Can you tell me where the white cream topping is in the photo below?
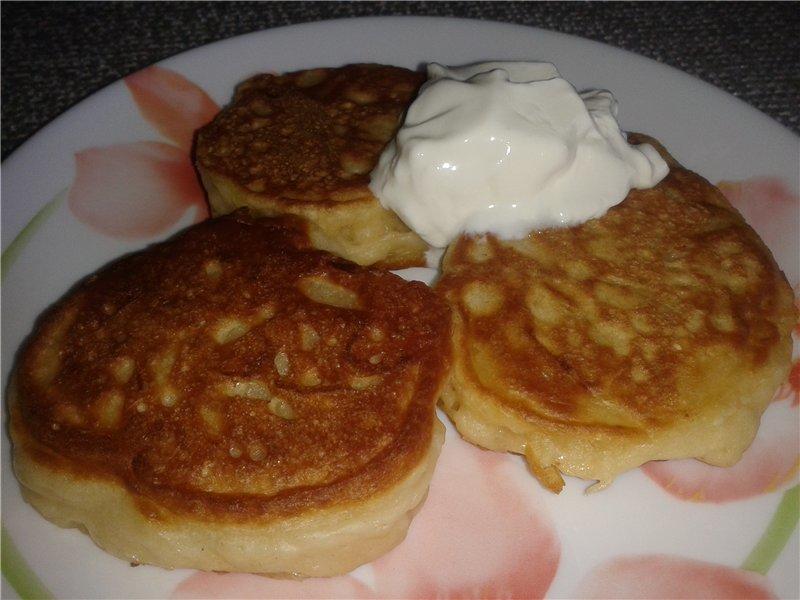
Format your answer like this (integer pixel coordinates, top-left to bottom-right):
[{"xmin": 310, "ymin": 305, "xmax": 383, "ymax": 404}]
[{"xmin": 370, "ymin": 61, "xmax": 669, "ymax": 247}]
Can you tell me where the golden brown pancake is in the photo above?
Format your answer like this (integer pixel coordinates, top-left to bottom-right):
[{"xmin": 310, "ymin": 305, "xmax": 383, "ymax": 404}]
[
  {"xmin": 10, "ymin": 212, "xmax": 451, "ymax": 576},
  {"xmin": 437, "ymin": 135, "xmax": 796, "ymax": 493},
  {"xmin": 195, "ymin": 64, "xmax": 428, "ymax": 268}
]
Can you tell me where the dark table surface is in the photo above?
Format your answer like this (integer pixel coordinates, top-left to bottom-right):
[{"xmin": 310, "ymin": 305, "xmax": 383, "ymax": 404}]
[{"xmin": 2, "ymin": 1, "xmax": 798, "ymax": 161}]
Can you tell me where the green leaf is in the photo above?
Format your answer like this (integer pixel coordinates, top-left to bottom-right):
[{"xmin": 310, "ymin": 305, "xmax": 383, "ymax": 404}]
[
  {"xmin": 742, "ymin": 484, "xmax": 800, "ymax": 574},
  {"xmin": 2, "ymin": 191, "xmax": 66, "ymax": 282},
  {"xmin": 1, "ymin": 525, "xmax": 53, "ymax": 599}
]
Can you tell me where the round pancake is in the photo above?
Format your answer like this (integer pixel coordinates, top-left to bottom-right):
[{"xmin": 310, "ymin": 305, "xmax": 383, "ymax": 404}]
[
  {"xmin": 10, "ymin": 212, "xmax": 451, "ymax": 576},
  {"xmin": 195, "ymin": 64, "xmax": 428, "ymax": 268},
  {"xmin": 437, "ymin": 136, "xmax": 796, "ymax": 493}
]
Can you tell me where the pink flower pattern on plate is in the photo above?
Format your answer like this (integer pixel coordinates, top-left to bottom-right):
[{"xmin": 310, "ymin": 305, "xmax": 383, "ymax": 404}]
[
  {"xmin": 68, "ymin": 66, "xmax": 219, "ymax": 239},
  {"xmin": 575, "ymin": 554, "xmax": 777, "ymax": 599},
  {"xmin": 370, "ymin": 433, "xmax": 560, "ymax": 599},
  {"xmin": 125, "ymin": 66, "xmax": 219, "ymax": 152},
  {"xmin": 642, "ymin": 395, "xmax": 799, "ymax": 502}
]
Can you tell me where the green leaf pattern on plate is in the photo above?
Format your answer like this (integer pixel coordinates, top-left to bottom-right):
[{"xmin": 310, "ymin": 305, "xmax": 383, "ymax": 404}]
[{"xmin": 1, "ymin": 190, "xmax": 66, "ymax": 281}]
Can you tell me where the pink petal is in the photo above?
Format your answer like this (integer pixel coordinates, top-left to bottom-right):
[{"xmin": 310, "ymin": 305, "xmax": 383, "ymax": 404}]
[
  {"xmin": 642, "ymin": 396, "xmax": 799, "ymax": 502},
  {"xmin": 125, "ymin": 66, "xmax": 219, "ymax": 151},
  {"xmin": 773, "ymin": 355, "xmax": 799, "ymax": 405},
  {"xmin": 371, "ymin": 433, "xmax": 560, "ymax": 599},
  {"xmin": 717, "ymin": 178, "xmax": 799, "ymax": 285},
  {"xmin": 575, "ymin": 555, "xmax": 776, "ymax": 599},
  {"xmin": 171, "ymin": 572, "xmax": 371, "ymax": 599},
  {"xmin": 69, "ymin": 141, "xmax": 209, "ymax": 239},
  {"xmin": 790, "ymin": 360, "xmax": 800, "ymax": 405}
]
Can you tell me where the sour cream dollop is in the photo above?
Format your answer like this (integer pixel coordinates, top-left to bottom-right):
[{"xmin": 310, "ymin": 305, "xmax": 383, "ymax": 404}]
[{"xmin": 369, "ymin": 61, "xmax": 669, "ymax": 248}]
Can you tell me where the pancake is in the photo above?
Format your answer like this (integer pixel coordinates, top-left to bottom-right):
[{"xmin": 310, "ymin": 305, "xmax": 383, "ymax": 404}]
[
  {"xmin": 10, "ymin": 211, "xmax": 451, "ymax": 576},
  {"xmin": 437, "ymin": 135, "xmax": 796, "ymax": 493},
  {"xmin": 195, "ymin": 64, "xmax": 428, "ymax": 268}
]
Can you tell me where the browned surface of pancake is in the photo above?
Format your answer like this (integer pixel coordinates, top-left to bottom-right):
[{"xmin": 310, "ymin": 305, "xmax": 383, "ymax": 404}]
[
  {"xmin": 10, "ymin": 212, "xmax": 451, "ymax": 574},
  {"xmin": 196, "ymin": 64, "xmax": 428, "ymax": 267},
  {"xmin": 437, "ymin": 136, "xmax": 796, "ymax": 492}
]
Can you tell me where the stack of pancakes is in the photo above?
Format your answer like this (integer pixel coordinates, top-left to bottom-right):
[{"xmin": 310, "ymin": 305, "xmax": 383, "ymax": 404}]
[{"xmin": 10, "ymin": 64, "xmax": 796, "ymax": 576}]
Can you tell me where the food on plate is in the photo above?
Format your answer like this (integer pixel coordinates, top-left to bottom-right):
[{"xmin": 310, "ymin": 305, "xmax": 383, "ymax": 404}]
[
  {"xmin": 368, "ymin": 60, "xmax": 794, "ymax": 493},
  {"xmin": 195, "ymin": 64, "xmax": 428, "ymax": 268},
  {"xmin": 436, "ymin": 134, "xmax": 796, "ymax": 492},
  {"xmin": 9, "ymin": 211, "xmax": 451, "ymax": 576},
  {"xmin": 370, "ymin": 61, "xmax": 668, "ymax": 247},
  {"xmin": 11, "ymin": 55, "xmax": 793, "ymax": 592}
]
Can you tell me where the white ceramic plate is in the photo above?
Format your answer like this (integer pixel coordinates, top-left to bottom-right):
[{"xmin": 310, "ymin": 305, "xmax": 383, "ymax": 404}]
[{"xmin": 2, "ymin": 17, "xmax": 798, "ymax": 600}]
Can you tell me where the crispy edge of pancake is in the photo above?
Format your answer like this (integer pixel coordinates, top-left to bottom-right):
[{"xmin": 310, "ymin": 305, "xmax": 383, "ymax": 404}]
[
  {"xmin": 198, "ymin": 168, "xmax": 428, "ymax": 268},
  {"xmin": 439, "ymin": 310, "xmax": 793, "ymax": 493},
  {"xmin": 10, "ymin": 378, "xmax": 445, "ymax": 577},
  {"xmin": 437, "ymin": 137, "xmax": 797, "ymax": 493}
]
